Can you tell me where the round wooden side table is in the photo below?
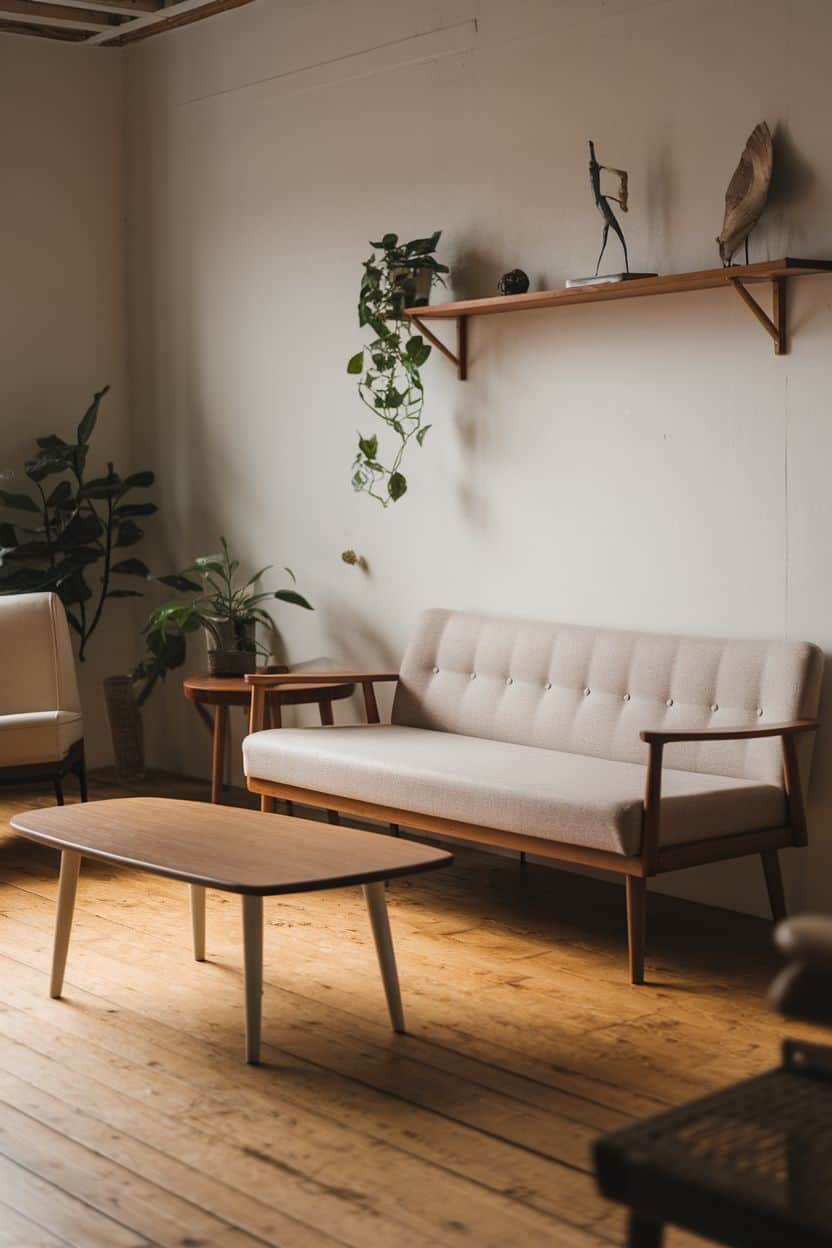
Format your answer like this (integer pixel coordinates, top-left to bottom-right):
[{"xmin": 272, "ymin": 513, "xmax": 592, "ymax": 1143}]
[{"xmin": 183, "ymin": 674, "xmax": 355, "ymax": 805}]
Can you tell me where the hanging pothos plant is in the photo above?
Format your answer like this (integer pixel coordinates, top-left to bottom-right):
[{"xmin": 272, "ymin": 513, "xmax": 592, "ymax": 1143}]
[{"xmin": 347, "ymin": 230, "xmax": 449, "ymax": 505}]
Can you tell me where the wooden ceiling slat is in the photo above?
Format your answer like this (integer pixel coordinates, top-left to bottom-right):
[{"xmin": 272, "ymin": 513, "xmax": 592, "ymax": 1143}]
[
  {"xmin": 91, "ymin": 0, "xmax": 255, "ymax": 45},
  {"xmin": 0, "ymin": 0, "xmax": 254, "ymax": 41},
  {"xmin": 0, "ymin": 3, "xmax": 118, "ymax": 30},
  {"xmin": 0, "ymin": 14, "xmax": 88, "ymax": 36}
]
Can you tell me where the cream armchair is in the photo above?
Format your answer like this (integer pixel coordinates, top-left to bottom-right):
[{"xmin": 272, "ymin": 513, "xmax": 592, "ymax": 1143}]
[{"xmin": 0, "ymin": 593, "xmax": 86, "ymax": 804}]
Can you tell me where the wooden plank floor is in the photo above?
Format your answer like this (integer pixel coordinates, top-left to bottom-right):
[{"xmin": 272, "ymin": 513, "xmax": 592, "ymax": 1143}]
[{"xmin": 0, "ymin": 771, "xmax": 824, "ymax": 1248}]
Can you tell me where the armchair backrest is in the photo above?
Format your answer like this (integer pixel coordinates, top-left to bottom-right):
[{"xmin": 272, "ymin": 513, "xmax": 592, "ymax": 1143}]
[
  {"xmin": 0, "ymin": 592, "xmax": 81, "ymax": 716},
  {"xmin": 392, "ymin": 608, "xmax": 823, "ymax": 786}
]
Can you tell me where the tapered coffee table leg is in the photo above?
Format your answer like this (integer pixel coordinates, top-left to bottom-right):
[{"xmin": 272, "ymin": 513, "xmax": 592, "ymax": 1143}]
[
  {"xmin": 242, "ymin": 894, "xmax": 264, "ymax": 1063},
  {"xmin": 363, "ymin": 881, "xmax": 405, "ymax": 1033},
  {"xmin": 190, "ymin": 885, "xmax": 206, "ymax": 961},
  {"xmin": 50, "ymin": 850, "xmax": 81, "ymax": 998}
]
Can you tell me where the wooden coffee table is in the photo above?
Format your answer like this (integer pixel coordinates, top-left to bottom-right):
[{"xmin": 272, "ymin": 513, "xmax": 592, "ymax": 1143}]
[
  {"xmin": 183, "ymin": 674, "xmax": 356, "ymax": 805},
  {"xmin": 10, "ymin": 798, "xmax": 452, "ymax": 1064}
]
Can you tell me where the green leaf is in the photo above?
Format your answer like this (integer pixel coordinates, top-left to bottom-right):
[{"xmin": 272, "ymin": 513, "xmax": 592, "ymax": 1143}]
[
  {"xmin": 111, "ymin": 557, "xmax": 151, "ymax": 577},
  {"xmin": 121, "ymin": 470, "xmax": 155, "ymax": 491},
  {"xmin": 370, "ymin": 233, "xmax": 398, "ymax": 249},
  {"xmin": 156, "ymin": 573, "xmax": 202, "ymax": 593},
  {"xmin": 347, "ymin": 351, "xmax": 364, "ymax": 375},
  {"xmin": 416, "ymin": 424, "xmax": 432, "ymax": 446},
  {"xmin": 114, "ymin": 502, "xmax": 158, "ymax": 518},
  {"xmin": 388, "ymin": 472, "xmax": 407, "ymax": 501},
  {"xmin": 114, "ymin": 520, "xmax": 143, "ymax": 547},
  {"xmin": 0, "ymin": 489, "xmax": 39, "ymax": 513},
  {"xmin": 273, "ymin": 589, "xmax": 313, "ymax": 610},
  {"xmin": 46, "ymin": 480, "xmax": 72, "ymax": 509},
  {"xmin": 24, "ymin": 448, "xmax": 72, "ymax": 482},
  {"xmin": 358, "ymin": 434, "xmax": 378, "ymax": 461},
  {"xmin": 81, "ymin": 471, "xmax": 122, "ymax": 499},
  {"xmin": 77, "ymin": 386, "xmax": 109, "ymax": 445}
]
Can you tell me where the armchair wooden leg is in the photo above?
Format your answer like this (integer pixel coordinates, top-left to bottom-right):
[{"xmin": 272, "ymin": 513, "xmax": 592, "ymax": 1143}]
[
  {"xmin": 50, "ymin": 850, "xmax": 81, "ymax": 998},
  {"xmin": 76, "ymin": 756, "xmax": 88, "ymax": 803},
  {"xmin": 52, "ymin": 776, "xmax": 64, "ymax": 806},
  {"xmin": 627, "ymin": 1211, "xmax": 664, "ymax": 1247},
  {"xmin": 626, "ymin": 876, "xmax": 646, "ymax": 985},
  {"xmin": 761, "ymin": 849, "xmax": 787, "ymax": 922}
]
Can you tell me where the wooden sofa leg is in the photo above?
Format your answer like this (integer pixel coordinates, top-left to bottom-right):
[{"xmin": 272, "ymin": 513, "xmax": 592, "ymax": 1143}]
[
  {"xmin": 626, "ymin": 876, "xmax": 646, "ymax": 985},
  {"xmin": 761, "ymin": 849, "xmax": 787, "ymax": 922}
]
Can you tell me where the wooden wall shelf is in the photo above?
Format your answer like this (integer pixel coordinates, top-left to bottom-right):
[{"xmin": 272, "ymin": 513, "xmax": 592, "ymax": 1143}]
[{"xmin": 404, "ymin": 258, "xmax": 832, "ymax": 379}]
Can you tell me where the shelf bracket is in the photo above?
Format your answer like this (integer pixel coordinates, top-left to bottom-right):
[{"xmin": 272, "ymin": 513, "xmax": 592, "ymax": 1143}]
[
  {"xmin": 411, "ymin": 315, "xmax": 468, "ymax": 380},
  {"xmin": 729, "ymin": 277, "xmax": 787, "ymax": 355}
]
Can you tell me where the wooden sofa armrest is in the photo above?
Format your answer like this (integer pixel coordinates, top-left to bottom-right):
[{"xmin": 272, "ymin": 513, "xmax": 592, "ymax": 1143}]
[
  {"xmin": 246, "ymin": 671, "xmax": 400, "ymax": 732},
  {"xmin": 641, "ymin": 719, "xmax": 818, "ymax": 744},
  {"xmin": 639, "ymin": 719, "xmax": 818, "ymax": 872}
]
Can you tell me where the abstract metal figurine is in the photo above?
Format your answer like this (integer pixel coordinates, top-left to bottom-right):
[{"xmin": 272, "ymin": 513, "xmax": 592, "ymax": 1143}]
[{"xmin": 588, "ymin": 140, "xmax": 629, "ymax": 276}]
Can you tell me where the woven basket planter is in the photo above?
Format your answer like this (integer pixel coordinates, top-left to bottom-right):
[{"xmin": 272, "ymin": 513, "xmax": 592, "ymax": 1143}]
[{"xmin": 103, "ymin": 674, "xmax": 145, "ymax": 780}]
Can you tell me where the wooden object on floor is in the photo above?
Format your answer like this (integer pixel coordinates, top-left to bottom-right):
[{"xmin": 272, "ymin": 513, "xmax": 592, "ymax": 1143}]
[
  {"xmin": 246, "ymin": 667, "xmax": 818, "ymax": 986},
  {"xmin": 0, "ymin": 0, "xmax": 257, "ymax": 45},
  {"xmin": 183, "ymin": 673, "xmax": 356, "ymax": 805},
  {"xmin": 403, "ymin": 258, "xmax": 832, "ymax": 374},
  {"xmin": 184, "ymin": 672, "xmax": 356, "ymax": 944},
  {"xmin": 9, "ymin": 797, "xmax": 451, "ymax": 1063},
  {"xmin": 595, "ymin": 1038, "xmax": 832, "ymax": 1247}
]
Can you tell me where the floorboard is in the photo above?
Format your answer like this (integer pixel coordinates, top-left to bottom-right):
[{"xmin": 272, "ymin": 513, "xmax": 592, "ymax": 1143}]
[{"xmin": 0, "ymin": 770, "xmax": 824, "ymax": 1248}]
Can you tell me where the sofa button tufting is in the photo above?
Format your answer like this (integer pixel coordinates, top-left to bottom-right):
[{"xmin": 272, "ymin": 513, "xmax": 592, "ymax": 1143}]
[
  {"xmin": 432, "ymin": 666, "xmax": 439, "ymax": 675},
  {"xmin": 757, "ymin": 707, "xmax": 764, "ymax": 717},
  {"xmin": 506, "ymin": 677, "xmax": 513, "ymax": 686},
  {"xmin": 544, "ymin": 681, "xmax": 552, "ymax": 691},
  {"xmin": 584, "ymin": 687, "xmax": 591, "ymax": 697},
  {"xmin": 623, "ymin": 693, "xmax": 631, "ymax": 702},
  {"xmin": 470, "ymin": 672, "xmax": 476, "ymax": 680},
  {"xmin": 666, "ymin": 698, "xmax": 674, "ymax": 707},
  {"xmin": 711, "ymin": 703, "xmax": 719, "ymax": 713}
]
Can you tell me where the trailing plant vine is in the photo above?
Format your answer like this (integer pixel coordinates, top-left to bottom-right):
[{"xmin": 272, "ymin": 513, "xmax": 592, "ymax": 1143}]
[{"xmin": 347, "ymin": 231, "xmax": 448, "ymax": 505}]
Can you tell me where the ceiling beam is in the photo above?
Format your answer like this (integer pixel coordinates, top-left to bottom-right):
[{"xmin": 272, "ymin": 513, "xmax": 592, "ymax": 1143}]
[
  {"xmin": 0, "ymin": 0, "xmax": 117, "ymax": 30},
  {"xmin": 86, "ymin": 0, "xmax": 255, "ymax": 44},
  {"xmin": 29, "ymin": 0, "xmax": 161, "ymax": 13},
  {"xmin": 0, "ymin": 13, "xmax": 88, "ymax": 35}
]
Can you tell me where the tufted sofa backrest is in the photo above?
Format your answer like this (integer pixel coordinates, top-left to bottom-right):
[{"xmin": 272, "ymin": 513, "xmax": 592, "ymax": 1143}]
[{"xmin": 392, "ymin": 609, "xmax": 823, "ymax": 786}]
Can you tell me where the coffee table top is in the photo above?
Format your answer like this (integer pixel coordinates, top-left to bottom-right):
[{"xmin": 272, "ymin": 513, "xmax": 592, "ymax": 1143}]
[
  {"xmin": 10, "ymin": 798, "xmax": 452, "ymax": 896},
  {"xmin": 183, "ymin": 674, "xmax": 355, "ymax": 707}
]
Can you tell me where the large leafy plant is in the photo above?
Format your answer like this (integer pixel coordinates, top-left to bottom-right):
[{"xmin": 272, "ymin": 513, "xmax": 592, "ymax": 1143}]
[
  {"xmin": 347, "ymin": 230, "xmax": 448, "ymax": 505},
  {"xmin": 0, "ymin": 387, "xmax": 177, "ymax": 661},
  {"xmin": 133, "ymin": 537, "xmax": 312, "ymax": 705}
]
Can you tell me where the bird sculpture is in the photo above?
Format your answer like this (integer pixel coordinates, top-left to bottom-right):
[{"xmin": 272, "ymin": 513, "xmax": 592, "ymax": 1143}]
[
  {"xmin": 717, "ymin": 122, "xmax": 773, "ymax": 266},
  {"xmin": 588, "ymin": 140, "xmax": 630, "ymax": 276}
]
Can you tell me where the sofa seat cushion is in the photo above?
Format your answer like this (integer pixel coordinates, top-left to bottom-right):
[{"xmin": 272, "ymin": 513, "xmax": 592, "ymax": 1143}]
[
  {"xmin": 0, "ymin": 710, "xmax": 83, "ymax": 767},
  {"xmin": 243, "ymin": 724, "xmax": 785, "ymax": 856}
]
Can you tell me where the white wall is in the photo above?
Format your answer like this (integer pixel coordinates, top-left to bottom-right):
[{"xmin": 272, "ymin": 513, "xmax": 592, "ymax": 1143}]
[
  {"xmin": 124, "ymin": 0, "xmax": 832, "ymax": 916},
  {"xmin": 0, "ymin": 36, "xmax": 131, "ymax": 765}
]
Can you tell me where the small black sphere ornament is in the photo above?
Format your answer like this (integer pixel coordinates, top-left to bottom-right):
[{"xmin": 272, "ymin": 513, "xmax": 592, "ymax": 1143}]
[{"xmin": 497, "ymin": 269, "xmax": 530, "ymax": 296}]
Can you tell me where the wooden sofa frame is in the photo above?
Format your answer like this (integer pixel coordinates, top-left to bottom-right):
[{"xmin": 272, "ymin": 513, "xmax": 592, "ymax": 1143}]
[{"xmin": 244, "ymin": 671, "xmax": 818, "ymax": 984}]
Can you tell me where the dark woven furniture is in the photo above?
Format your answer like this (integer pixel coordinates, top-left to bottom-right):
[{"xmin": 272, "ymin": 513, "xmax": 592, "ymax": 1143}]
[{"xmin": 595, "ymin": 1038, "xmax": 832, "ymax": 1248}]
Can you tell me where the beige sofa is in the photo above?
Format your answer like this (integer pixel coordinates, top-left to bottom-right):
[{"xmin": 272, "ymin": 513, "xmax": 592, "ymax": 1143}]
[{"xmin": 242, "ymin": 609, "xmax": 822, "ymax": 982}]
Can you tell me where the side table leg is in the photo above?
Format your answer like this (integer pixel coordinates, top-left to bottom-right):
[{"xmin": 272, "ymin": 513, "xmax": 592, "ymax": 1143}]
[
  {"xmin": 211, "ymin": 705, "xmax": 228, "ymax": 805},
  {"xmin": 190, "ymin": 884, "xmax": 206, "ymax": 961},
  {"xmin": 363, "ymin": 881, "xmax": 405, "ymax": 1033},
  {"xmin": 242, "ymin": 894, "xmax": 264, "ymax": 1064},
  {"xmin": 628, "ymin": 1211, "xmax": 664, "ymax": 1248},
  {"xmin": 50, "ymin": 850, "xmax": 81, "ymax": 998}
]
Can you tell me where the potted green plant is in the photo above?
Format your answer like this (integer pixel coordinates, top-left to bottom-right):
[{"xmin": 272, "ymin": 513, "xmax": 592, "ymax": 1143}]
[
  {"xmin": 347, "ymin": 230, "xmax": 449, "ymax": 506},
  {"xmin": 134, "ymin": 537, "xmax": 312, "ymax": 703},
  {"xmin": 0, "ymin": 386, "xmax": 168, "ymax": 659}
]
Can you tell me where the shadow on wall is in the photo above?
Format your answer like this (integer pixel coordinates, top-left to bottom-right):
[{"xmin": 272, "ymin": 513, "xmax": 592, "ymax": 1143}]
[{"xmin": 769, "ymin": 122, "xmax": 818, "ymax": 256}]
